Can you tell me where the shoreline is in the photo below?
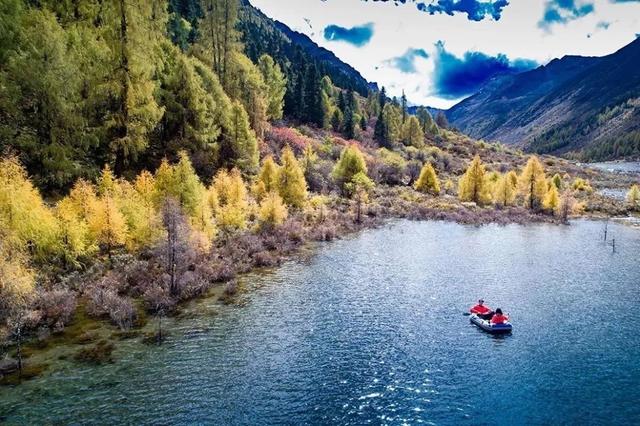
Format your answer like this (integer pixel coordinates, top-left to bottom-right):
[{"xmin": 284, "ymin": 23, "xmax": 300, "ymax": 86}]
[{"xmin": 2, "ymin": 197, "xmax": 638, "ymax": 387}]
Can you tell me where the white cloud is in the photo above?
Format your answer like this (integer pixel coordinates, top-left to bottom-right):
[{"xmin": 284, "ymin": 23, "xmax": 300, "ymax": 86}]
[{"xmin": 249, "ymin": 0, "xmax": 640, "ymax": 109}]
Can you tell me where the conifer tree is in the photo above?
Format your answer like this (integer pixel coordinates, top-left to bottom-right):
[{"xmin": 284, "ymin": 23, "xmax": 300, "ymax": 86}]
[
  {"xmin": 55, "ymin": 197, "xmax": 95, "ymax": 265},
  {"xmin": 401, "ymin": 116, "xmax": 425, "ymax": 148},
  {"xmin": 401, "ymin": 90, "xmax": 407, "ymax": 123},
  {"xmin": 278, "ymin": 147, "xmax": 308, "ymax": 208},
  {"xmin": 543, "ymin": 182, "xmax": 560, "ymax": 214},
  {"xmin": 158, "ymin": 48, "xmax": 221, "ymax": 159},
  {"xmin": 378, "ymin": 86, "xmax": 387, "ymax": 109},
  {"xmin": 258, "ymin": 192, "xmax": 288, "ymax": 229},
  {"xmin": 519, "ymin": 156, "xmax": 547, "ymax": 210},
  {"xmin": 257, "ymin": 54, "xmax": 287, "ymax": 121},
  {"xmin": 345, "ymin": 172, "xmax": 374, "ymax": 223},
  {"xmin": 213, "ymin": 168, "xmax": 249, "ymax": 230},
  {"xmin": 254, "ymin": 156, "xmax": 280, "ymax": 201},
  {"xmin": 226, "ymin": 52, "xmax": 268, "ymax": 137},
  {"xmin": 0, "ymin": 156, "xmax": 60, "ymax": 261},
  {"xmin": 331, "ymin": 109, "xmax": 344, "ymax": 132},
  {"xmin": 190, "ymin": 189, "xmax": 217, "ymax": 248},
  {"xmin": 337, "ymin": 91, "xmax": 346, "ymax": 112},
  {"xmin": 0, "ymin": 242, "xmax": 35, "ymax": 322},
  {"xmin": 416, "ymin": 107, "xmax": 437, "ymax": 136},
  {"xmin": 414, "ymin": 163, "xmax": 440, "ymax": 195},
  {"xmin": 117, "ymin": 180, "xmax": 161, "ymax": 251},
  {"xmin": 507, "ymin": 170, "xmax": 518, "ymax": 191},
  {"xmin": 102, "ymin": 0, "xmax": 165, "ymax": 173},
  {"xmin": 67, "ymin": 179, "xmax": 100, "ymax": 223},
  {"xmin": 435, "ymin": 111, "xmax": 449, "ymax": 129},
  {"xmin": 551, "ymin": 173, "xmax": 563, "ymax": 191},
  {"xmin": 374, "ymin": 110, "xmax": 388, "ymax": 148},
  {"xmin": 493, "ymin": 174, "xmax": 516, "ymax": 207},
  {"xmin": 98, "ymin": 165, "xmax": 117, "ymax": 196},
  {"xmin": 627, "ymin": 184, "xmax": 640, "ymax": 210},
  {"xmin": 342, "ymin": 108, "xmax": 356, "ymax": 140},
  {"xmin": 89, "ymin": 194, "xmax": 127, "ymax": 257},
  {"xmin": 222, "ymin": 101, "xmax": 259, "ymax": 174},
  {"xmin": 199, "ymin": 0, "xmax": 240, "ymax": 88},
  {"xmin": 382, "ymin": 103, "xmax": 402, "ymax": 144},
  {"xmin": 303, "ymin": 64, "xmax": 324, "ymax": 127},
  {"xmin": 172, "ymin": 151, "xmax": 206, "ymax": 216},
  {"xmin": 332, "ymin": 145, "xmax": 369, "ymax": 194},
  {"xmin": 458, "ymin": 155, "xmax": 491, "ymax": 205}
]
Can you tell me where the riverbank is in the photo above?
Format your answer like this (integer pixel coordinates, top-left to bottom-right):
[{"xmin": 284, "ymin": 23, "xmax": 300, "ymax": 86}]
[
  {"xmin": 2, "ymin": 219, "xmax": 639, "ymax": 424},
  {"xmin": 3, "ymin": 181, "xmax": 639, "ymax": 387},
  {"xmin": 2, "ymin": 125, "xmax": 639, "ymax": 386}
]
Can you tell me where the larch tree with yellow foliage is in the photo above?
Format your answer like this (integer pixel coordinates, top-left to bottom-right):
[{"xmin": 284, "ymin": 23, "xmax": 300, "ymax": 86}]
[
  {"xmin": 493, "ymin": 173, "xmax": 516, "ymax": 207},
  {"xmin": 55, "ymin": 197, "xmax": 95, "ymax": 266},
  {"xmin": 519, "ymin": 156, "xmax": 547, "ymax": 211},
  {"xmin": 543, "ymin": 182, "xmax": 560, "ymax": 214},
  {"xmin": 253, "ymin": 156, "xmax": 280, "ymax": 201},
  {"xmin": 414, "ymin": 163, "xmax": 440, "ymax": 195},
  {"xmin": 172, "ymin": 151, "xmax": 207, "ymax": 216},
  {"xmin": 258, "ymin": 192, "xmax": 288, "ymax": 229},
  {"xmin": 401, "ymin": 115, "xmax": 424, "ymax": 148},
  {"xmin": 278, "ymin": 147, "xmax": 308, "ymax": 208},
  {"xmin": 88, "ymin": 194, "xmax": 127, "ymax": 258},
  {"xmin": 458, "ymin": 155, "xmax": 491, "ymax": 205},
  {"xmin": 0, "ymin": 241, "xmax": 35, "ymax": 322},
  {"xmin": 626, "ymin": 184, "xmax": 640, "ymax": 210},
  {"xmin": 0, "ymin": 156, "xmax": 60, "ymax": 261},
  {"xmin": 213, "ymin": 168, "xmax": 249, "ymax": 230},
  {"xmin": 117, "ymin": 180, "xmax": 162, "ymax": 251},
  {"xmin": 345, "ymin": 172, "xmax": 375, "ymax": 224},
  {"xmin": 332, "ymin": 144, "xmax": 369, "ymax": 195}
]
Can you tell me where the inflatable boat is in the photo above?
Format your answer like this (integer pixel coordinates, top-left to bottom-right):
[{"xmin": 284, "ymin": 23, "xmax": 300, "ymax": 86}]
[{"xmin": 470, "ymin": 313, "xmax": 512, "ymax": 334}]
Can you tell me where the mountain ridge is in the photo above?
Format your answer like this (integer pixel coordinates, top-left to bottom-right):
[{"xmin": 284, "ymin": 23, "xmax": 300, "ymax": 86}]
[
  {"xmin": 239, "ymin": 0, "xmax": 376, "ymax": 96},
  {"xmin": 446, "ymin": 38, "xmax": 640, "ymax": 160}
]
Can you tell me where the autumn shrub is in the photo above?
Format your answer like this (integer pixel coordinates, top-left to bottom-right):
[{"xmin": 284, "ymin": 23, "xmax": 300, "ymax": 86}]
[
  {"xmin": 572, "ymin": 178, "xmax": 593, "ymax": 193},
  {"xmin": 86, "ymin": 287, "xmax": 137, "ymax": 330},
  {"xmin": 267, "ymin": 127, "xmax": 316, "ymax": 156},
  {"xmin": 36, "ymin": 289, "xmax": 77, "ymax": 331},
  {"xmin": 377, "ymin": 149, "xmax": 407, "ymax": 185}
]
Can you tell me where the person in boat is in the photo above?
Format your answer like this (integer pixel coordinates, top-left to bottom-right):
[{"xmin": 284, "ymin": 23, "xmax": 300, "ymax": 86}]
[
  {"xmin": 490, "ymin": 308, "xmax": 509, "ymax": 325},
  {"xmin": 470, "ymin": 299, "xmax": 494, "ymax": 319}
]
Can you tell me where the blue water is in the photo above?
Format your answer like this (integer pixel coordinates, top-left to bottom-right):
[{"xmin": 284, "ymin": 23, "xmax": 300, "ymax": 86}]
[{"xmin": 1, "ymin": 219, "xmax": 640, "ymax": 425}]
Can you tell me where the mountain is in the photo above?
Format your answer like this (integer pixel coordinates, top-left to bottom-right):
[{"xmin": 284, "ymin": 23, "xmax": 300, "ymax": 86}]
[
  {"xmin": 238, "ymin": 0, "xmax": 375, "ymax": 96},
  {"xmin": 447, "ymin": 38, "xmax": 640, "ymax": 160}
]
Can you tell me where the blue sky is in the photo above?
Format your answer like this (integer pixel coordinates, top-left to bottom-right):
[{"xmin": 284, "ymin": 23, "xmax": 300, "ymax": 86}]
[{"xmin": 250, "ymin": 0, "xmax": 640, "ymax": 108}]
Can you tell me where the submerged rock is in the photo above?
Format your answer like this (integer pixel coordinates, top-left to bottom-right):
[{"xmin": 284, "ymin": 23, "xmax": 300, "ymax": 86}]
[{"xmin": 0, "ymin": 359, "xmax": 18, "ymax": 375}]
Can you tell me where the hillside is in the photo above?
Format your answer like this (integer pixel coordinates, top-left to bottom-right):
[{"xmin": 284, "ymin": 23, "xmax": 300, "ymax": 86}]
[
  {"xmin": 239, "ymin": 1, "xmax": 374, "ymax": 96},
  {"xmin": 447, "ymin": 38, "xmax": 640, "ymax": 161}
]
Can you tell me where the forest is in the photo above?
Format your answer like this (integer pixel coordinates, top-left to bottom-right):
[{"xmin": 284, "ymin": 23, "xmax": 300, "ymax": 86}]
[{"xmin": 1, "ymin": 0, "xmax": 639, "ymax": 382}]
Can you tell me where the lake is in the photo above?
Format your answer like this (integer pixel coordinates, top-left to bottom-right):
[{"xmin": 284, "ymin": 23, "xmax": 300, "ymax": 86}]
[{"xmin": 1, "ymin": 219, "xmax": 639, "ymax": 425}]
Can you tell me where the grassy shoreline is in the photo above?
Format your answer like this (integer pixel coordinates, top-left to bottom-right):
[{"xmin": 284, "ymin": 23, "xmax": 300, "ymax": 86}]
[{"xmin": 2, "ymin": 181, "xmax": 638, "ymax": 387}]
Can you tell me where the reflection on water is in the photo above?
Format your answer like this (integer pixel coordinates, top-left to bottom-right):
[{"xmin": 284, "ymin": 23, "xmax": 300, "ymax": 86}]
[{"xmin": 1, "ymin": 219, "xmax": 639, "ymax": 425}]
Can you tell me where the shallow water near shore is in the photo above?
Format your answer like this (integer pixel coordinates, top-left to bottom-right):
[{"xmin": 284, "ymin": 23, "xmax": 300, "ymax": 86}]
[{"xmin": 1, "ymin": 219, "xmax": 640, "ymax": 425}]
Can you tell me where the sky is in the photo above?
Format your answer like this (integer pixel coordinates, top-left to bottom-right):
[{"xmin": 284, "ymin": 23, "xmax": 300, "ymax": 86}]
[{"xmin": 249, "ymin": 0, "xmax": 640, "ymax": 109}]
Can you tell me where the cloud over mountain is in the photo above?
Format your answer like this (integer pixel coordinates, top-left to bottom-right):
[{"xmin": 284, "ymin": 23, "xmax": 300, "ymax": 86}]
[
  {"xmin": 384, "ymin": 48, "xmax": 429, "ymax": 73},
  {"xmin": 432, "ymin": 41, "xmax": 537, "ymax": 99},
  {"xmin": 323, "ymin": 23, "xmax": 374, "ymax": 47}
]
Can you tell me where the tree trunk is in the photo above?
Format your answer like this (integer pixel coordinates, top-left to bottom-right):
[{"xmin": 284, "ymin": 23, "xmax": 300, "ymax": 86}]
[{"xmin": 115, "ymin": 0, "xmax": 130, "ymax": 175}]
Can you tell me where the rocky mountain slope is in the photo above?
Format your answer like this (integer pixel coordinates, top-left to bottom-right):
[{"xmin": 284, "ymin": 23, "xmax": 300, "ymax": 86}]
[{"xmin": 447, "ymin": 38, "xmax": 640, "ymax": 160}]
